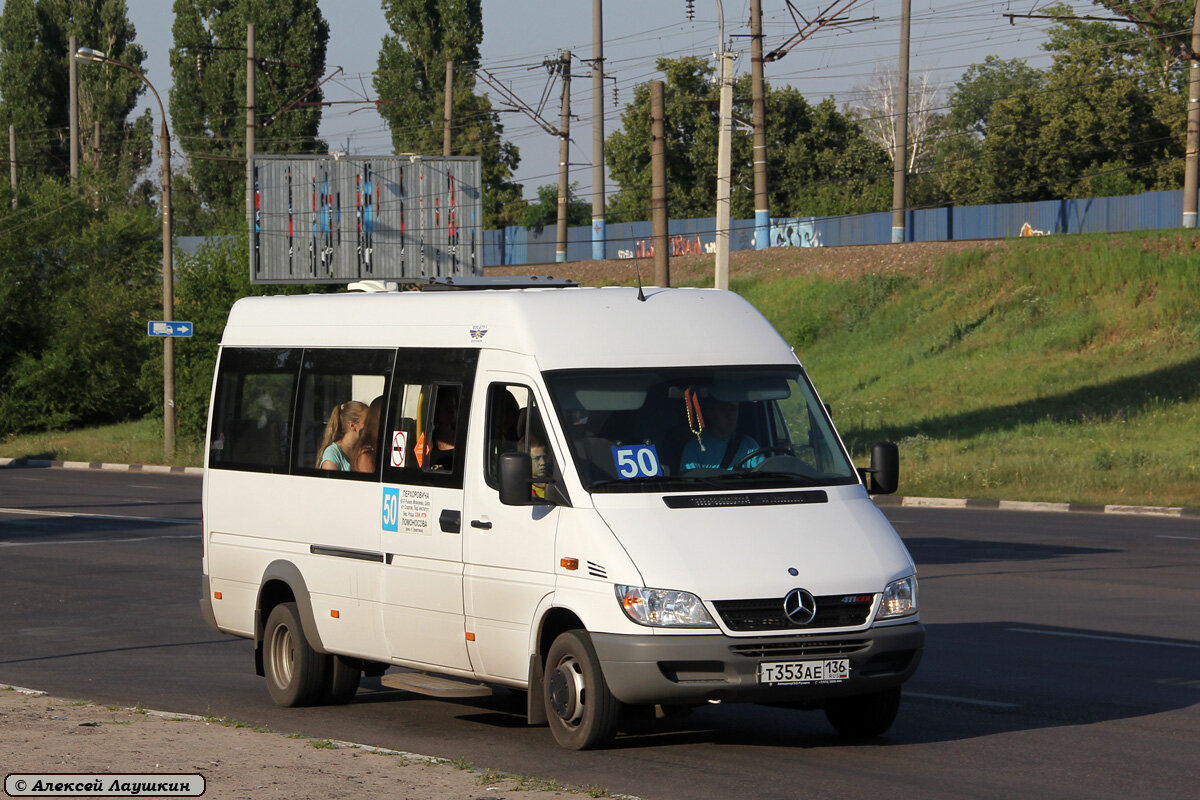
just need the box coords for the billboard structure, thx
[249,154,483,284]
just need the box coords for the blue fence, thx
[482,189,1187,266]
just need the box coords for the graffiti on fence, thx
[1019,222,1049,237]
[622,234,711,259]
[770,218,822,248]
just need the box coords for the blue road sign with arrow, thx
[147,321,193,338]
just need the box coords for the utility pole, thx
[443,60,454,157]
[1184,0,1200,227]
[651,80,669,286]
[9,125,16,209]
[556,50,572,264]
[246,24,255,225]
[591,0,606,260]
[69,35,79,182]
[715,50,734,290]
[891,0,911,244]
[750,0,769,250]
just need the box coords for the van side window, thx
[292,349,394,478]
[209,348,300,473]
[381,349,478,489]
[484,384,554,490]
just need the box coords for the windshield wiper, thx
[589,474,728,490]
[708,471,824,486]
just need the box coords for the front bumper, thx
[592,622,924,706]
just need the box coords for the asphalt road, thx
[1,468,1197,800]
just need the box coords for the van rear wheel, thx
[263,602,328,707]
[823,686,901,737]
[543,630,620,750]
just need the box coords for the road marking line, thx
[0,506,196,525]
[1158,535,1200,541]
[1009,627,1200,650]
[906,692,1019,708]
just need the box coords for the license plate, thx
[758,659,850,685]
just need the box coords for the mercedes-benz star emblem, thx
[783,588,817,626]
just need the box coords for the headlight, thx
[615,585,716,628]
[877,576,918,620]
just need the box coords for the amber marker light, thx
[465,632,476,642]
[330,610,340,619]
[213,591,222,600]
[560,557,579,570]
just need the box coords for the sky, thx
[123,0,1094,201]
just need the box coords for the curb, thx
[871,494,1200,519]
[2,458,1196,518]
[0,457,202,476]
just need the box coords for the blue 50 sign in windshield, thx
[611,444,662,479]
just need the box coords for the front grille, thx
[729,638,871,659]
[713,595,873,632]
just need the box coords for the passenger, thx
[529,433,554,500]
[680,395,761,471]
[426,391,458,470]
[315,400,368,471]
[352,396,384,473]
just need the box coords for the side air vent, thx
[663,490,827,509]
[587,561,607,579]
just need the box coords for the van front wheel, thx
[543,630,620,750]
[263,602,328,707]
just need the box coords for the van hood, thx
[589,486,914,603]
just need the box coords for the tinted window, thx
[208,348,300,473]
[381,349,478,489]
[293,349,394,479]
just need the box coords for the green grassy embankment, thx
[732,232,1200,507]
[3,230,1198,506]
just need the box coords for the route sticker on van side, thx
[382,487,399,532]
[390,430,407,467]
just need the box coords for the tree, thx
[170,0,328,228]
[848,65,942,175]
[520,182,588,230]
[0,0,62,182]
[0,175,161,436]
[373,0,524,229]
[930,56,1044,204]
[605,56,749,223]
[0,0,150,194]
[976,6,1183,202]
[605,56,890,223]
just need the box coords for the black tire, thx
[322,655,362,705]
[263,602,328,707]
[823,686,902,738]
[543,630,621,750]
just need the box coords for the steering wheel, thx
[733,446,795,469]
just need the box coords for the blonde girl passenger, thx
[315,401,368,471]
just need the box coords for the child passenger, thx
[316,401,368,471]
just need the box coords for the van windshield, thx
[544,367,858,493]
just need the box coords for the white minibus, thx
[201,278,923,749]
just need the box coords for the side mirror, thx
[499,452,533,506]
[868,441,899,495]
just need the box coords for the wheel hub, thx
[548,663,579,721]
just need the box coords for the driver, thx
[680,396,763,471]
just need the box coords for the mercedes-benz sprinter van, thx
[200,279,923,749]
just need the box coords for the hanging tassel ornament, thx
[685,388,706,451]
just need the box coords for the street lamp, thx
[75,47,176,461]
